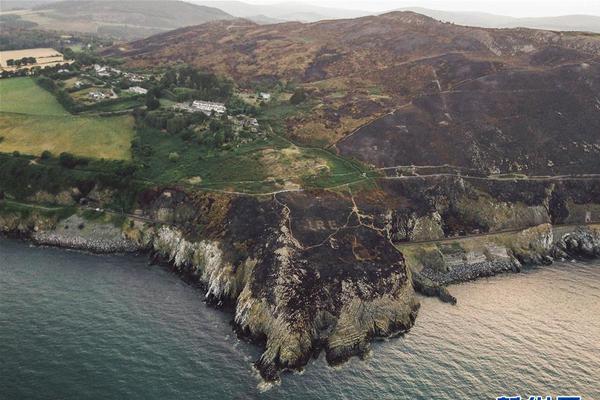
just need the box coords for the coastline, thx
[2,202,599,381]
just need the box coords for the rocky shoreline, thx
[409,225,600,294]
[31,231,142,253]
[420,259,519,286]
[2,191,599,382]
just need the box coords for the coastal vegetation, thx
[0,60,375,209]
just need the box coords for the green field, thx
[0,77,134,160]
[134,124,372,194]
[0,77,68,116]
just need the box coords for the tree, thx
[40,150,52,160]
[166,116,188,135]
[160,69,177,88]
[290,88,307,105]
[59,152,78,168]
[145,93,160,110]
[62,48,75,60]
[118,78,131,89]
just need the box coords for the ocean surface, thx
[1,238,599,400]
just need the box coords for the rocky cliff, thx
[2,177,599,381]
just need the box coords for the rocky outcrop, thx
[2,183,598,382]
[130,189,420,381]
[552,226,600,259]
[1,211,142,253]
[0,210,57,236]
[403,223,600,301]
[32,231,141,253]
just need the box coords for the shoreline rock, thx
[2,196,599,382]
[408,225,600,301]
[31,231,142,253]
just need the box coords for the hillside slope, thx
[112,12,600,175]
[4,0,234,39]
[399,8,600,33]
[193,0,370,22]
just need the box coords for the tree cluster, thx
[6,57,37,67]
[159,66,233,102]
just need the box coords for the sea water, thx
[1,238,599,399]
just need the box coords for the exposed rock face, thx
[403,223,600,298]
[124,183,600,379]
[2,178,599,381]
[132,189,419,381]
[0,211,56,236]
[553,226,600,259]
[32,215,141,253]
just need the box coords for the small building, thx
[259,92,271,101]
[246,117,259,127]
[123,72,146,82]
[88,90,118,101]
[127,86,148,95]
[93,64,111,77]
[174,100,227,116]
[93,64,121,77]
[191,100,227,115]
[88,91,107,101]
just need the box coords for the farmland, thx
[0,77,134,160]
[0,69,374,196]
[0,77,67,115]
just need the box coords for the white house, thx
[93,64,121,77]
[123,72,146,82]
[88,91,106,100]
[191,100,227,115]
[127,86,148,95]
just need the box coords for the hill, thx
[193,1,600,32]
[193,1,370,23]
[399,8,600,33]
[1,0,234,39]
[111,12,600,175]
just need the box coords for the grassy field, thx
[0,77,134,160]
[0,77,67,116]
[134,123,373,194]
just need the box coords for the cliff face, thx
[127,189,420,380]
[2,177,599,381]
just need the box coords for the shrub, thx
[59,152,78,168]
[40,150,52,160]
[290,88,307,105]
[145,94,160,111]
[168,152,180,162]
